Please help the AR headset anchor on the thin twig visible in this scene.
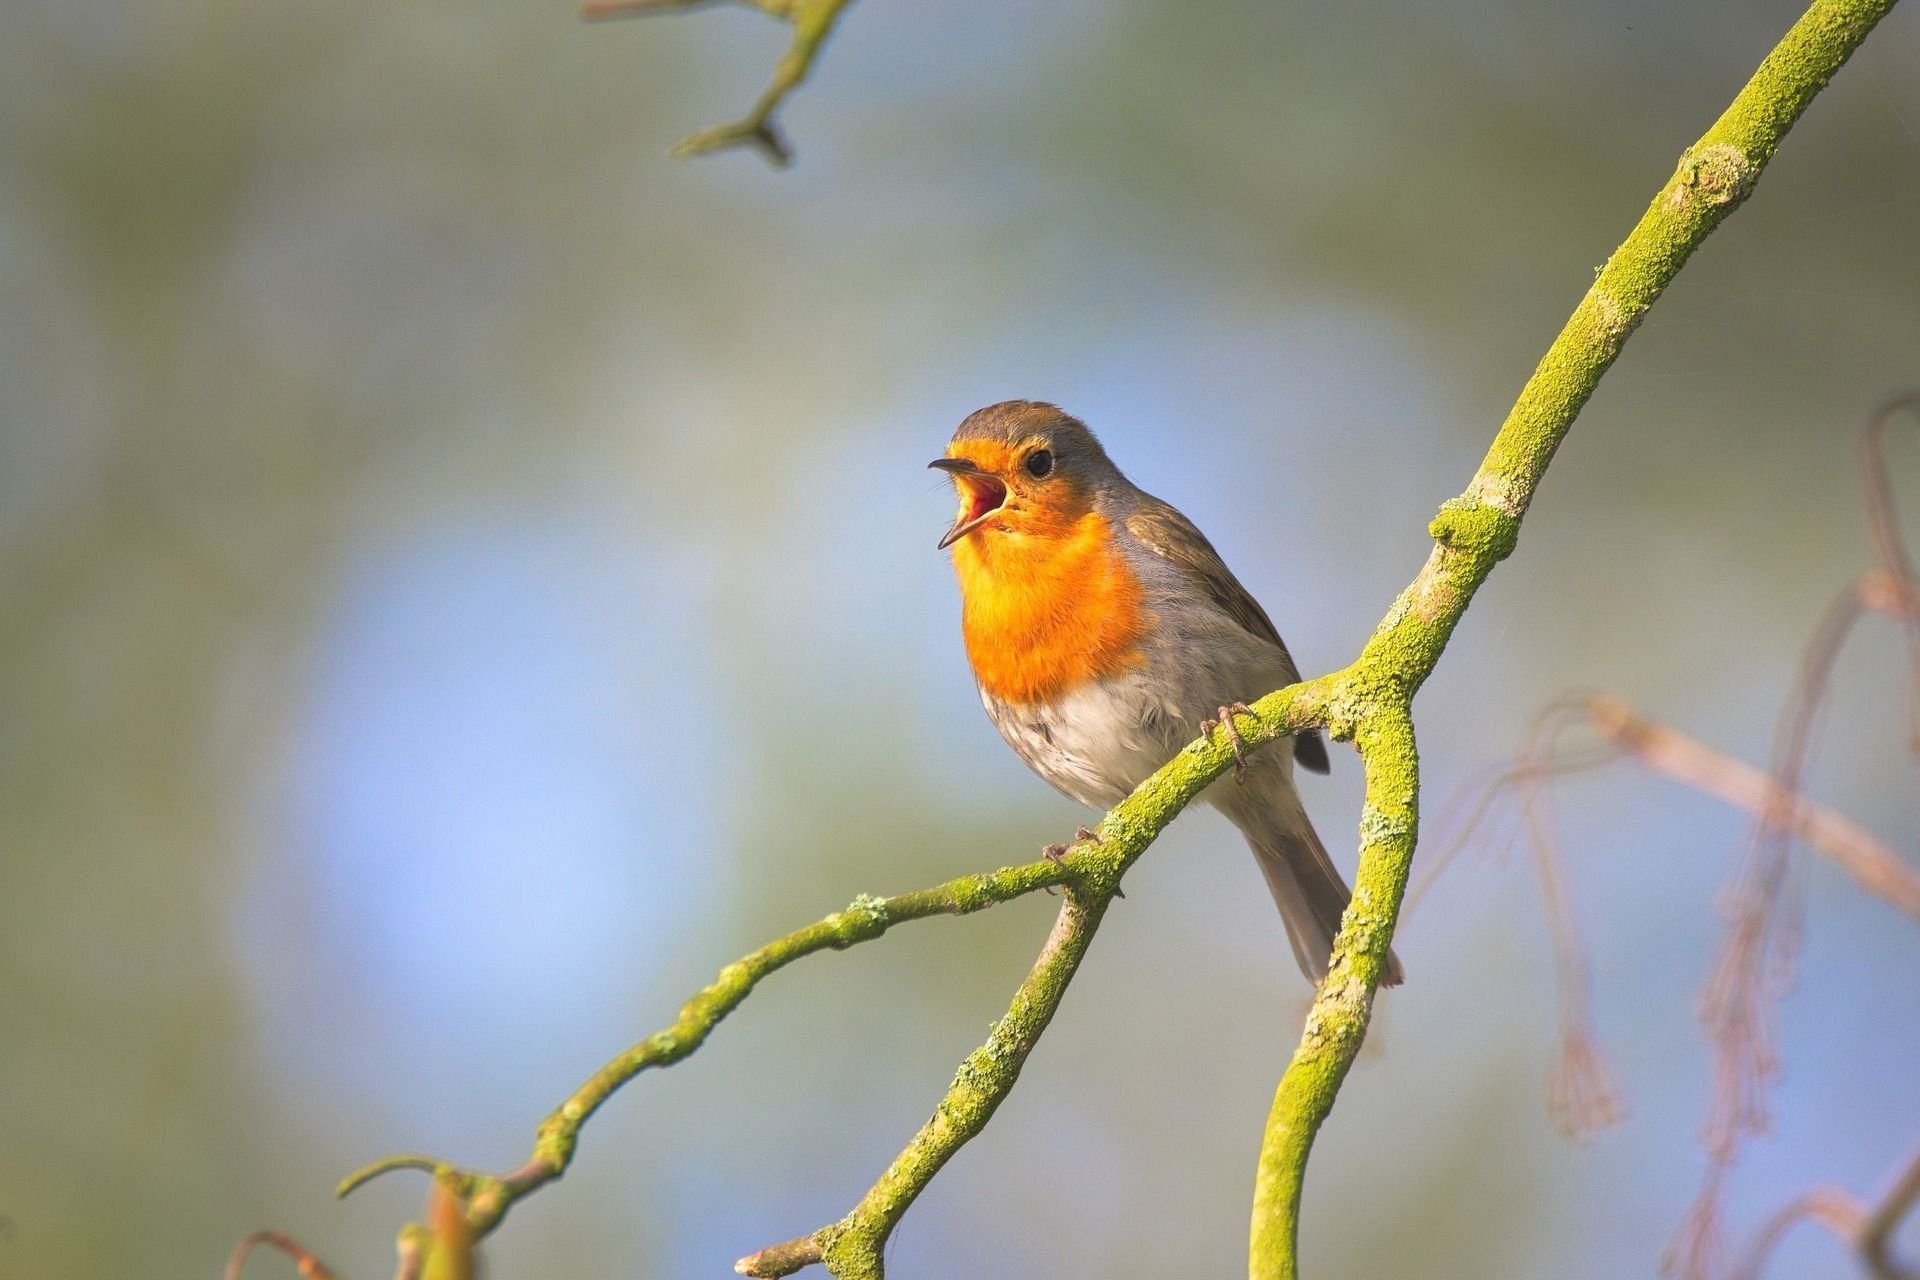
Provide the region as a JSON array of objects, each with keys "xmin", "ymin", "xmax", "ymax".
[
  {"xmin": 1676, "ymin": 395, "xmax": 1920, "ymax": 1278},
  {"xmin": 584, "ymin": 0, "xmax": 859, "ymax": 164},
  {"xmin": 1731, "ymin": 1143, "xmax": 1920, "ymax": 1280},
  {"xmin": 1861, "ymin": 1145, "xmax": 1920, "ymax": 1280},
  {"xmin": 225, "ymin": 1231, "xmax": 342, "ymax": 1280},
  {"xmin": 1861, "ymin": 394, "xmax": 1920, "ymax": 753},
  {"xmin": 1580, "ymin": 695, "xmax": 1920, "ymax": 919},
  {"xmin": 338, "ymin": 856, "xmax": 1077, "ymax": 1227},
  {"xmin": 1430, "ymin": 690, "xmax": 1919, "ymax": 1142}
]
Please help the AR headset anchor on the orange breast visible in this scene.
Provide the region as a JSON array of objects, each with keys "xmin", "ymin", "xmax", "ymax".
[{"xmin": 952, "ymin": 512, "xmax": 1149, "ymax": 705}]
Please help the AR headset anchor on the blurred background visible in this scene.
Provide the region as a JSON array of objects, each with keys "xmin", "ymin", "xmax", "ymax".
[{"xmin": 3, "ymin": 1, "xmax": 1918, "ymax": 1276}]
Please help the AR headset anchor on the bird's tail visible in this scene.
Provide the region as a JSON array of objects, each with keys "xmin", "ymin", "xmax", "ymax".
[{"xmin": 1234, "ymin": 787, "xmax": 1405, "ymax": 988}]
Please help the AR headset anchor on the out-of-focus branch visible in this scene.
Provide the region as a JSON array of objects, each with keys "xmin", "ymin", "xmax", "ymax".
[
  {"xmin": 1414, "ymin": 384, "xmax": 1920, "ymax": 1279},
  {"xmin": 1587, "ymin": 695, "xmax": 1920, "ymax": 920},
  {"xmin": 1732, "ymin": 1144, "xmax": 1920, "ymax": 1280},
  {"xmin": 1424, "ymin": 690, "xmax": 1917, "ymax": 1143},
  {"xmin": 1861, "ymin": 394, "xmax": 1920, "ymax": 752},
  {"xmin": 1862, "ymin": 1147, "xmax": 1920, "ymax": 1280},
  {"xmin": 1673, "ymin": 395, "xmax": 1920, "ymax": 1280},
  {"xmin": 583, "ymin": 0, "xmax": 859, "ymax": 165},
  {"xmin": 226, "ymin": 1231, "xmax": 341, "ymax": 1280}
]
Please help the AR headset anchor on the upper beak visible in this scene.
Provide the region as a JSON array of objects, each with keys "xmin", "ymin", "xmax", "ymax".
[{"xmin": 928, "ymin": 458, "xmax": 1007, "ymax": 549}]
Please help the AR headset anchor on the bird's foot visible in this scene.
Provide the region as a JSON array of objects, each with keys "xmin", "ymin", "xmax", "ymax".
[
  {"xmin": 1042, "ymin": 828, "xmax": 1111, "ymax": 894},
  {"xmin": 1040, "ymin": 841, "xmax": 1071, "ymax": 893},
  {"xmin": 1201, "ymin": 703, "xmax": 1254, "ymax": 781}
]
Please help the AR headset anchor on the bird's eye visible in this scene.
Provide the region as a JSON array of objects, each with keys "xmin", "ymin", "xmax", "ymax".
[{"xmin": 1025, "ymin": 449, "xmax": 1054, "ymax": 478}]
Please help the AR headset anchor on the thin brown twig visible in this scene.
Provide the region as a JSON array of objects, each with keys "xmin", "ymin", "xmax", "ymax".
[
  {"xmin": 1726, "ymin": 1186, "xmax": 1864, "ymax": 1280},
  {"xmin": 1862, "ymin": 1145, "xmax": 1920, "ymax": 1280},
  {"xmin": 1586, "ymin": 695, "xmax": 1920, "ymax": 921},
  {"xmin": 1420, "ymin": 680, "xmax": 1920, "ymax": 1151},
  {"xmin": 1730, "ymin": 1143, "xmax": 1920, "ymax": 1280},
  {"xmin": 1419, "ymin": 400, "xmax": 1920, "ymax": 1280},
  {"xmin": 1673, "ymin": 399, "xmax": 1920, "ymax": 1278},
  {"xmin": 1412, "ymin": 694, "xmax": 1630, "ymax": 1140},
  {"xmin": 1861, "ymin": 393, "xmax": 1920, "ymax": 753},
  {"xmin": 1410, "ymin": 695, "xmax": 1623, "ymax": 910},
  {"xmin": 225, "ymin": 1231, "xmax": 342, "ymax": 1280}
]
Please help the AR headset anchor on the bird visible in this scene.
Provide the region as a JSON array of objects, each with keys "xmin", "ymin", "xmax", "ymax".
[{"xmin": 931, "ymin": 400, "xmax": 1402, "ymax": 987}]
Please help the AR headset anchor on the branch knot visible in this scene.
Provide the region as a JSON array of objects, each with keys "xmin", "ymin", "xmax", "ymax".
[
  {"xmin": 1669, "ymin": 142, "xmax": 1757, "ymax": 211},
  {"xmin": 1428, "ymin": 497, "xmax": 1520, "ymax": 562}
]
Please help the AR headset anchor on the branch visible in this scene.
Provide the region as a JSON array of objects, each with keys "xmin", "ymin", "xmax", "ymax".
[
  {"xmin": 1861, "ymin": 394, "xmax": 1920, "ymax": 753},
  {"xmin": 1250, "ymin": 1, "xmax": 1900, "ymax": 1274},
  {"xmin": 337, "ymin": 855, "xmax": 1078, "ymax": 1234},
  {"xmin": 337, "ymin": 675, "xmax": 1329, "ymax": 1275},
  {"xmin": 732, "ymin": 685, "xmax": 1334, "ymax": 1276},
  {"xmin": 1587, "ymin": 695, "xmax": 1920, "ymax": 920},
  {"xmin": 1732, "ymin": 1143, "xmax": 1920, "ymax": 1280},
  {"xmin": 1862, "ymin": 1146, "xmax": 1920, "ymax": 1280},
  {"xmin": 582, "ymin": 0, "xmax": 859, "ymax": 165},
  {"xmin": 1414, "ymin": 390, "xmax": 1920, "ymax": 1261},
  {"xmin": 738, "ymin": 888, "xmax": 1111, "ymax": 1277},
  {"xmin": 1417, "ymin": 690, "xmax": 1918, "ymax": 1143},
  {"xmin": 1673, "ymin": 397, "xmax": 1920, "ymax": 1278},
  {"xmin": 226, "ymin": 1231, "xmax": 342, "ymax": 1280}
]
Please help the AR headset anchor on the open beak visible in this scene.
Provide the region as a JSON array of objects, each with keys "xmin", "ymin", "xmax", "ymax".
[{"xmin": 929, "ymin": 457, "xmax": 1009, "ymax": 549}]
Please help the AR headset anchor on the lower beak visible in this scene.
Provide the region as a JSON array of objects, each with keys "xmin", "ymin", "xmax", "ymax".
[{"xmin": 929, "ymin": 458, "xmax": 1008, "ymax": 549}]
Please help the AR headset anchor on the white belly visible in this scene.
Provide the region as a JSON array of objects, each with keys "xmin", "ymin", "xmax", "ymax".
[{"xmin": 981, "ymin": 672, "xmax": 1193, "ymax": 809}]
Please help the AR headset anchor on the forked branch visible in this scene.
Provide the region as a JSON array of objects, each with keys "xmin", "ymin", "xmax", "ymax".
[{"xmin": 582, "ymin": 0, "xmax": 859, "ymax": 164}]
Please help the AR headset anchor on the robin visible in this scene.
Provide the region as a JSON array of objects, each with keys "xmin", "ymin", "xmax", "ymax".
[{"xmin": 931, "ymin": 400, "xmax": 1403, "ymax": 987}]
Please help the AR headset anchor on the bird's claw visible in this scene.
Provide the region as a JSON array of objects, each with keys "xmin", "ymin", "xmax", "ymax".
[
  {"xmin": 1040, "ymin": 841, "xmax": 1070, "ymax": 893},
  {"xmin": 1204, "ymin": 703, "xmax": 1254, "ymax": 781},
  {"xmin": 1042, "ymin": 828, "xmax": 1108, "ymax": 894}
]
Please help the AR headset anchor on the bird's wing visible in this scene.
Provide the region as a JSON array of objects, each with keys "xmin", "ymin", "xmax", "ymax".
[{"xmin": 1124, "ymin": 500, "xmax": 1331, "ymax": 774}]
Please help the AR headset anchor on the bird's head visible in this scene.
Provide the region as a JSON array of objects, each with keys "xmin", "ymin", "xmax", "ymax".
[{"xmin": 929, "ymin": 401, "xmax": 1117, "ymax": 550}]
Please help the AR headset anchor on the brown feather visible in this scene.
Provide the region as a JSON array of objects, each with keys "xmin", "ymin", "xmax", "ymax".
[{"xmin": 1124, "ymin": 502, "xmax": 1331, "ymax": 774}]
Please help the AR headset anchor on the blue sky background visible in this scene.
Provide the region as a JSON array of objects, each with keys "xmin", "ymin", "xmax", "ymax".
[{"xmin": 2, "ymin": 1, "xmax": 1917, "ymax": 1276}]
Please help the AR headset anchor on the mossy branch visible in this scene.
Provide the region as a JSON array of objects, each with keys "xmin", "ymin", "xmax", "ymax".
[
  {"xmin": 335, "ymin": 855, "xmax": 1077, "ymax": 1222},
  {"xmin": 582, "ymin": 0, "xmax": 858, "ymax": 165},
  {"xmin": 337, "ymin": 685, "xmax": 1329, "ymax": 1276},
  {"xmin": 1248, "ymin": 1, "xmax": 1899, "ymax": 1275}
]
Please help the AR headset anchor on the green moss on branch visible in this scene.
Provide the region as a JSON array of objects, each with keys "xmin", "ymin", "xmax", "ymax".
[{"xmin": 1247, "ymin": 2, "xmax": 1899, "ymax": 1276}]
